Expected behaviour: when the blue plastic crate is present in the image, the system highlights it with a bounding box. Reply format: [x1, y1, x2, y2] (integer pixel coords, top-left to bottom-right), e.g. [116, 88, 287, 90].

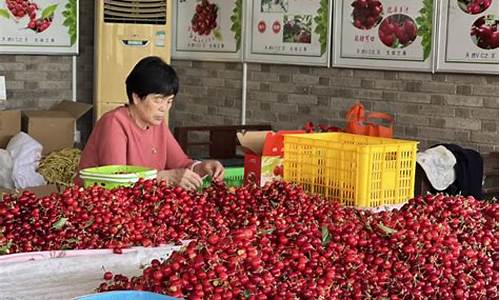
[74, 291, 181, 300]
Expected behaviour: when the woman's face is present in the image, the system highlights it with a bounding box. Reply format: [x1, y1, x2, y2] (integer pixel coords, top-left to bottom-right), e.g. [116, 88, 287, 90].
[132, 93, 174, 127]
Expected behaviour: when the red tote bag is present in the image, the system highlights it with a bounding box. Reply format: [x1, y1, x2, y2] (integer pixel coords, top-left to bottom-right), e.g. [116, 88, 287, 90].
[346, 104, 394, 138]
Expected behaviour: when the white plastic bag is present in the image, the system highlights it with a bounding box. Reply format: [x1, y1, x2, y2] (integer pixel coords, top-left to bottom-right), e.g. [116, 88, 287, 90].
[6, 132, 46, 189]
[0, 149, 14, 189]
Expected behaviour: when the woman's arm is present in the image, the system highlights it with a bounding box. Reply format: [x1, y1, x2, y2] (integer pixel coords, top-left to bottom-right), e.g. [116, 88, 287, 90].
[160, 128, 224, 188]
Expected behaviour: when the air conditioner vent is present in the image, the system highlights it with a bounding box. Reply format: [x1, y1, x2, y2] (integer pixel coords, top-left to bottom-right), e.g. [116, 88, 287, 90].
[104, 0, 166, 24]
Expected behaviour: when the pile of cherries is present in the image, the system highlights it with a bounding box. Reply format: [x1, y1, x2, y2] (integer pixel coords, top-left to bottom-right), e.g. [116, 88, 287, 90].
[1, 179, 498, 299]
[0, 180, 228, 254]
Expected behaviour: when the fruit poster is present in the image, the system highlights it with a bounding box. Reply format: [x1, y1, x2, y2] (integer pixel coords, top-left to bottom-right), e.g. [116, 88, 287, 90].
[0, 0, 78, 55]
[436, 0, 498, 74]
[333, 0, 435, 71]
[244, 0, 331, 66]
[172, 0, 243, 61]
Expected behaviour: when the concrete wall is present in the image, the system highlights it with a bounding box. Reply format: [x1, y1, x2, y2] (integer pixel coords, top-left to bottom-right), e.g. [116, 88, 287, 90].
[0, 2, 497, 153]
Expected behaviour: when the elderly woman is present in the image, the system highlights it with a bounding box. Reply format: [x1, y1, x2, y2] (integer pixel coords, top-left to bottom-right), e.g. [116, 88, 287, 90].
[79, 56, 224, 190]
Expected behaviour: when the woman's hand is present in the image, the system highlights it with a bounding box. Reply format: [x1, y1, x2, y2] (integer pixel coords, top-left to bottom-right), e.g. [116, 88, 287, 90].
[193, 160, 224, 181]
[157, 169, 203, 191]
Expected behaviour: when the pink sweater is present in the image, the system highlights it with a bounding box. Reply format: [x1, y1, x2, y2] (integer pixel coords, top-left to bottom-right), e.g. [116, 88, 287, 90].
[79, 106, 193, 172]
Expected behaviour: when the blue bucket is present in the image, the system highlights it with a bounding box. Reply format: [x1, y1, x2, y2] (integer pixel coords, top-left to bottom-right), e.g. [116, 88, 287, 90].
[74, 291, 181, 300]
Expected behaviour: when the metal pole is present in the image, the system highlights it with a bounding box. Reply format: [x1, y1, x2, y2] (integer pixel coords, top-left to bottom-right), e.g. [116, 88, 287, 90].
[72, 56, 77, 101]
[241, 62, 247, 125]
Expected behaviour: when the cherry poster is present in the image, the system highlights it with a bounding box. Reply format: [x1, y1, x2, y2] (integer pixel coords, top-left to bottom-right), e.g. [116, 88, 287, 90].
[0, 0, 78, 54]
[333, 0, 435, 71]
[244, 0, 331, 66]
[436, 0, 498, 74]
[172, 0, 243, 61]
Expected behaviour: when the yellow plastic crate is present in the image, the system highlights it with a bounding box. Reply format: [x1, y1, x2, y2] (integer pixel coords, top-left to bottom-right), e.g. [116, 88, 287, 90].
[283, 133, 418, 207]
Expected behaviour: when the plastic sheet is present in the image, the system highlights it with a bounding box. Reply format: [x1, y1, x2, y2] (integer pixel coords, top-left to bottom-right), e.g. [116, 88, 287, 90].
[0, 244, 184, 300]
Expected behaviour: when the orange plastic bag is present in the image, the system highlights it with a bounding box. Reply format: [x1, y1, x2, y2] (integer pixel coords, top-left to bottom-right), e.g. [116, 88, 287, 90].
[346, 103, 394, 138]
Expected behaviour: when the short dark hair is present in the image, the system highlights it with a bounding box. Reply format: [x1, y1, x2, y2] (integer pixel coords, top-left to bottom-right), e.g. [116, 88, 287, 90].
[125, 56, 179, 104]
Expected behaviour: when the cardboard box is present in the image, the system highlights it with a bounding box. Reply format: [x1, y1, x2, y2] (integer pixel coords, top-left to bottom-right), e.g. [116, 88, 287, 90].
[22, 100, 92, 154]
[237, 130, 304, 186]
[0, 184, 61, 197]
[0, 110, 21, 148]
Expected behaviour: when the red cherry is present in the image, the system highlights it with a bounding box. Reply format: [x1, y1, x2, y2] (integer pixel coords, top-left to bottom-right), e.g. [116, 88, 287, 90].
[103, 271, 113, 281]
[379, 32, 395, 47]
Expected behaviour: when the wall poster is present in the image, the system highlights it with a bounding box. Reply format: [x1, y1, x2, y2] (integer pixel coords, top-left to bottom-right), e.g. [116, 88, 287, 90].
[333, 0, 436, 71]
[436, 0, 498, 74]
[244, 0, 331, 66]
[172, 0, 243, 61]
[0, 0, 78, 55]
